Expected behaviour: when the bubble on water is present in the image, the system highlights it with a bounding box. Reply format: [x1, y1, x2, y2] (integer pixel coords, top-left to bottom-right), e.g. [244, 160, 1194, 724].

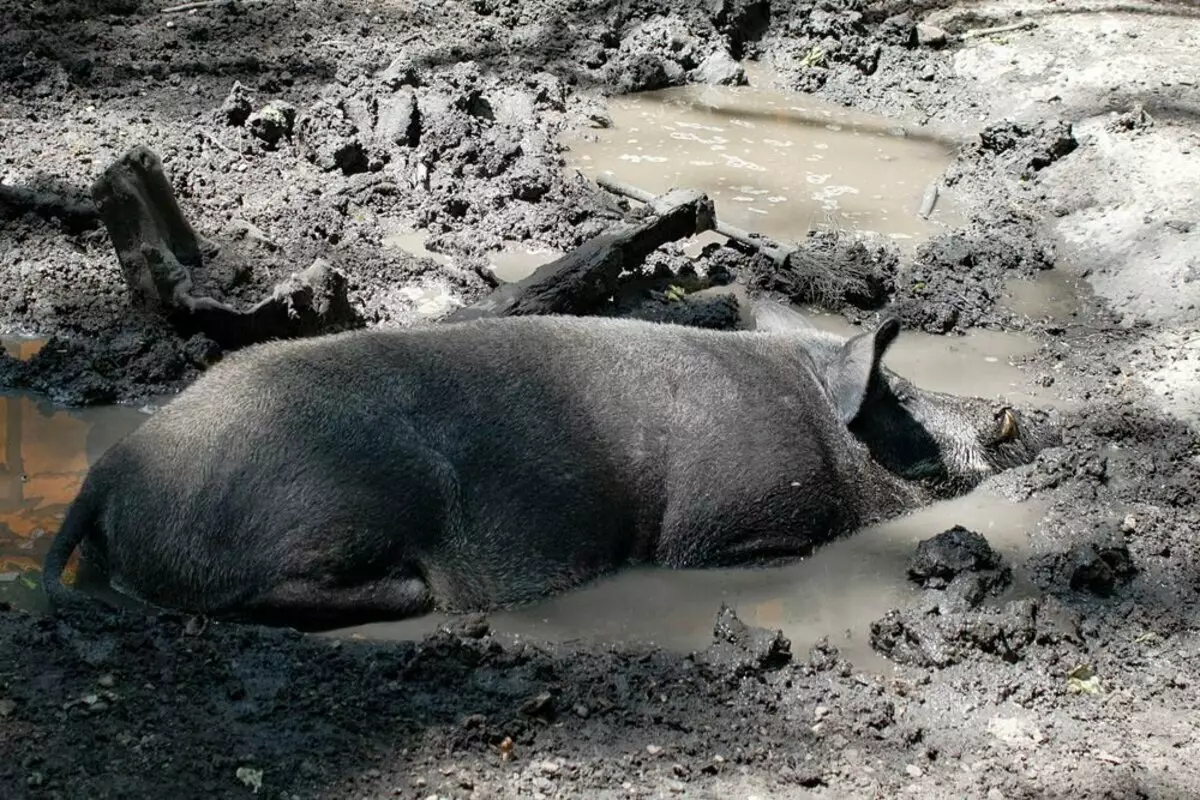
[768, 196, 787, 203]
[814, 142, 829, 150]
[762, 138, 794, 148]
[618, 154, 668, 164]
[721, 154, 766, 172]
[806, 173, 831, 185]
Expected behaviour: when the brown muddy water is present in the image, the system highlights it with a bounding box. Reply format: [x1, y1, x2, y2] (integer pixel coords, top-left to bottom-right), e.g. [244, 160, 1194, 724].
[566, 74, 965, 256]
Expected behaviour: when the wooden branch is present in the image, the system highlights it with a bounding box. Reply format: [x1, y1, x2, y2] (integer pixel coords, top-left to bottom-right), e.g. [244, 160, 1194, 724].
[596, 173, 793, 265]
[958, 20, 1038, 41]
[444, 187, 716, 322]
[91, 144, 359, 349]
[596, 173, 891, 312]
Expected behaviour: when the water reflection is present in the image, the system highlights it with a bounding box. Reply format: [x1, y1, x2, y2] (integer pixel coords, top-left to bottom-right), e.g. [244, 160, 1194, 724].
[1, 338, 152, 609]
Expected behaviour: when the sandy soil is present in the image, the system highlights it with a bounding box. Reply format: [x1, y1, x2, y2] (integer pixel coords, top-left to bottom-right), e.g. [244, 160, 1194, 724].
[2, 1, 1200, 798]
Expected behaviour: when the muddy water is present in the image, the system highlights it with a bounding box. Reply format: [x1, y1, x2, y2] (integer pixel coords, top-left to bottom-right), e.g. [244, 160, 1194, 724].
[336, 490, 1048, 672]
[0, 338, 153, 609]
[565, 76, 965, 255]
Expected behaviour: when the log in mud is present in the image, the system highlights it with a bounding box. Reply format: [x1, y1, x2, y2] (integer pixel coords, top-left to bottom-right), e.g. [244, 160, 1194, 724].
[91, 144, 359, 350]
[446, 187, 716, 321]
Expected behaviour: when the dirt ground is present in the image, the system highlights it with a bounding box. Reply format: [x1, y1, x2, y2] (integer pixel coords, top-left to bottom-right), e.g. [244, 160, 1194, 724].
[3, 0, 1200, 797]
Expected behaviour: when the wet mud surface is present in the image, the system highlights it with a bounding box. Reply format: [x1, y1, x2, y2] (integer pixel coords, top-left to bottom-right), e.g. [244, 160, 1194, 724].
[4, 0, 1200, 798]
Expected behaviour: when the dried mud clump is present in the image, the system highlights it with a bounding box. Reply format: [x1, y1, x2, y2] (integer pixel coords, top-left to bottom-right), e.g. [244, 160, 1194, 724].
[889, 207, 1057, 333]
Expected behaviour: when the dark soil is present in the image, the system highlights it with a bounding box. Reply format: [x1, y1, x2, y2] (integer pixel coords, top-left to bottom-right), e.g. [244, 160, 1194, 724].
[4, 1, 1200, 798]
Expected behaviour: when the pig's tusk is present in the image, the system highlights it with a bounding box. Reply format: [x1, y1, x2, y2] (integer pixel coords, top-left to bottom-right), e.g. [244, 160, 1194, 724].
[1000, 409, 1018, 441]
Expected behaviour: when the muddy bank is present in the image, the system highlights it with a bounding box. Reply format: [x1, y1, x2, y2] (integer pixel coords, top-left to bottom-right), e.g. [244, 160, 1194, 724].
[1, 0, 1083, 405]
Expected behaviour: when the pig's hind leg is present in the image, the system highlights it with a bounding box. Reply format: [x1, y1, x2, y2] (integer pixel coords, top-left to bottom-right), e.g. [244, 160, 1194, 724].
[229, 569, 433, 631]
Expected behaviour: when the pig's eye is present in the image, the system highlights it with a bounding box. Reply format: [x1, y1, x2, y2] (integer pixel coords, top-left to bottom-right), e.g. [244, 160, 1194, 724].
[995, 408, 1019, 442]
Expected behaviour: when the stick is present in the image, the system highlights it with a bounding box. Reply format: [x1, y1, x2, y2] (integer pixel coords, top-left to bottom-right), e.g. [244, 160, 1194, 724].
[958, 20, 1038, 40]
[917, 182, 939, 219]
[595, 173, 794, 265]
[162, 0, 228, 13]
[445, 188, 716, 322]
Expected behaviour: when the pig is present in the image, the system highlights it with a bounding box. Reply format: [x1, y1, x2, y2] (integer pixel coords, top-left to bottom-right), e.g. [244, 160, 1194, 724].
[42, 308, 1059, 630]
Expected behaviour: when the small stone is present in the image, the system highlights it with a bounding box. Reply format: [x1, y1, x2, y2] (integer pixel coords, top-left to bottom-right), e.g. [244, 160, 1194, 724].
[97, 674, 116, 688]
[814, 705, 830, 720]
[692, 49, 747, 87]
[987, 789, 1006, 800]
[573, 703, 590, 718]
[247, 100, 298, 149]
[1121, 515, 1138, 533]
[916, 23, 948, 48]
[218, 81, 253, 127]
[0, 699, 16, 717]
[905, 764, 924, 778]
[539, 761, 560, 776]
[646, 745, 663, 756]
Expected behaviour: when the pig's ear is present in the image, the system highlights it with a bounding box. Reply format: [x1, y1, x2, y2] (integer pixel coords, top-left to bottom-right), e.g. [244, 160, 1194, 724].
[823, 317, 901, 424]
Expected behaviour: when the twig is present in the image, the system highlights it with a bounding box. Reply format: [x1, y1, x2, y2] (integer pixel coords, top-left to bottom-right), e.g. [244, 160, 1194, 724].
[162, 0, 228, 12]
[594, 173, 795, 265]
[917, 182, 939, 219]
[958, 20, 1038, 40]
[195, 128, 242, 161]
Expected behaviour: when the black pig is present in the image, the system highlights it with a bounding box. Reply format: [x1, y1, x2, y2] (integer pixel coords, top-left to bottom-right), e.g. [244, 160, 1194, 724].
[43, 310, 1058, 629]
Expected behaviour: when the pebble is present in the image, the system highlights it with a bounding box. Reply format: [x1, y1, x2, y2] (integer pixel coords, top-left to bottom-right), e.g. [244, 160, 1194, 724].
[905, 764, 924, 778]
[539, 761, 560, 776]
[646, 745, 663, 756]
[814, 705, 830, 720]
[987, 789, 1006, 800]
[916, 23, 948, 48]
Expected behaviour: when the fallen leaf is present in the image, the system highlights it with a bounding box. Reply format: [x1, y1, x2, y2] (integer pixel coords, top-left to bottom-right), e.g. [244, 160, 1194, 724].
[236, 767, 264, 793]
[1067, 664, 1102, 694]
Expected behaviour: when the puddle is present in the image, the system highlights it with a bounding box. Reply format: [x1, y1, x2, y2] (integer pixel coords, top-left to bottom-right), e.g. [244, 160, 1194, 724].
[333, 488, 1049, 673]
[999, 269, 1088, 325]
[382, 221, 563, 285]
[565, 73, 965, 253]
[0, 387, 152, 611]
[796, 306, 1066, 409]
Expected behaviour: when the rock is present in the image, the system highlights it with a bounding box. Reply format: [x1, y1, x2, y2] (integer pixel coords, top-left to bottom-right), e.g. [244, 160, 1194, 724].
[248, 100, 297, 149]
[878, 13, 917, 47]
[1067, 536, 1136, 596]
[907, 526, 1003, 588]
[708, 0, 771, 58]
[701, 604, 792, 679]
[692, 49, 748, 86]
[916, 23, 948, 48]
[218, 81, 253, 127]
[1105, 103, 1153, 133]
[905, 764, 924, 778]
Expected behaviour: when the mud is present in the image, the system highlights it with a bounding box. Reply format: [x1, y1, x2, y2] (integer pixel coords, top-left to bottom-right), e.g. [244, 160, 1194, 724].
[3, 0, 1200, 798]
